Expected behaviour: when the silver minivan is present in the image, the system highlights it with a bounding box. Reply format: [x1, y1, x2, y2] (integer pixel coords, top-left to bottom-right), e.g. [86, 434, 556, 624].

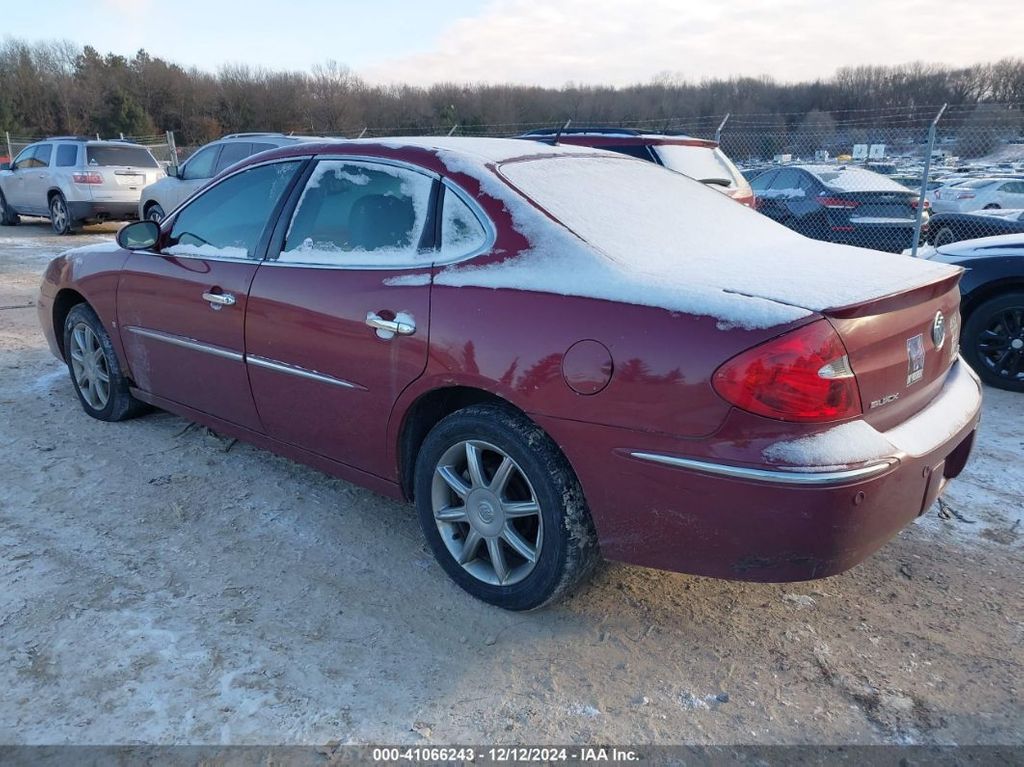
[0, 137, 164, 234]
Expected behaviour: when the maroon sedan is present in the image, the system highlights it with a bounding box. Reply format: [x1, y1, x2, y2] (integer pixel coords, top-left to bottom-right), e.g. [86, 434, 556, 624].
[38, 138, 982, 610]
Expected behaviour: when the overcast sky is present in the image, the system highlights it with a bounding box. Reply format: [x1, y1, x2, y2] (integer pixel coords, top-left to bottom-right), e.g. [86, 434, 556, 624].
[6, 0, 1021, 86]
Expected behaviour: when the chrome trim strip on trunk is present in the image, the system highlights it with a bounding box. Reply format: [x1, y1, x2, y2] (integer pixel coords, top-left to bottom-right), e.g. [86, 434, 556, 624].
[246, 355, 366, 391]
[124, 326, 243, 361]
[627, 451, 895, 486]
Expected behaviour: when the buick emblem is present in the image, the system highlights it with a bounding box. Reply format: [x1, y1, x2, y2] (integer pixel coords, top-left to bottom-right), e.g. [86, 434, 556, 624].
[931, 311, 946, 349]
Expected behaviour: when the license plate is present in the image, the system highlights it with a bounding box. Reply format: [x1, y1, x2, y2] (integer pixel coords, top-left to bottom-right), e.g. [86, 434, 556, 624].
[906, 333, 925, 386]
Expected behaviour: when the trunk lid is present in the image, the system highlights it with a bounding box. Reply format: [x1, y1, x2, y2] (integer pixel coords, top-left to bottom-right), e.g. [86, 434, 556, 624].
[839, 190, 917, 223]
[824, 273, 962, 431]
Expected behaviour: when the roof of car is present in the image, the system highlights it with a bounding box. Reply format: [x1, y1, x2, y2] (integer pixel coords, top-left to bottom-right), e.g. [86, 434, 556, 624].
[519, 128, 717, 149]
[362, 136, 618, 163]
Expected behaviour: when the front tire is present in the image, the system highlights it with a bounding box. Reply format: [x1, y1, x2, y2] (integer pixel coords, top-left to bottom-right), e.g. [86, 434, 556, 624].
[414, 404, 599, 610]
[145, 202, 165, 224]
[63, 303, 149, 420]
[962, 292, 1024, 392]
[50, 192, 75, 235]
[0, 189, 19, 225]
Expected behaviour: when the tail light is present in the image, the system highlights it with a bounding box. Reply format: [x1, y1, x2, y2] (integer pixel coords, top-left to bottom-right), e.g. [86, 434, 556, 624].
[72, 172, 103, 184]
[818, 195, 859, 209]
[712, 320, 862, 422]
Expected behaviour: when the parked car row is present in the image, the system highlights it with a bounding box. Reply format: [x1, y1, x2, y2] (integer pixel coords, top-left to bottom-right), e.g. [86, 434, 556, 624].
[37, 136, 985, 608]
[0, 133, 327, 234]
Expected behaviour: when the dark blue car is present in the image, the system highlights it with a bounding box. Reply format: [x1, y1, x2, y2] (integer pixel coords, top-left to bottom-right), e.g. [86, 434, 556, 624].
[750, 165, 923, 253]
[927, 234, 1024, 391]
[928, 209, 1024, 246]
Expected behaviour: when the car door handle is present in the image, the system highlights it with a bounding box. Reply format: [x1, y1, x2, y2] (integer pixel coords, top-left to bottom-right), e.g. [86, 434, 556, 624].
[365, 311, 415, 337]
[202, 291, 236, 308]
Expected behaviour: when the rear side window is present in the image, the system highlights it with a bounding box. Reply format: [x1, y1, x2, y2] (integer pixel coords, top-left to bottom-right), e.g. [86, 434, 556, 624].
[279, 160, 434, 266]
[750, 171, 777, 192]
[56, 145, 78, 167]
[214, 142, 253, 174]
[86, 145, 159, 168]
[250, 142, 276, 154]
[167, 161, 302, 260]
[440, 187, 488, 257]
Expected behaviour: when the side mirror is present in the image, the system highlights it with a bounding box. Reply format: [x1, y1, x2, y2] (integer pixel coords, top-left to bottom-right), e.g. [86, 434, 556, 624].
[117, 220, 161, 251]
[166, 164, 180, 179]
[0, 162, 10, 171]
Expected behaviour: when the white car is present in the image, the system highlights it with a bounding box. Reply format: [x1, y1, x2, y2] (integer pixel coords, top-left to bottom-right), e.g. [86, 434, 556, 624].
[138, 133, 329, 223]
[931, 177, 1024, 214]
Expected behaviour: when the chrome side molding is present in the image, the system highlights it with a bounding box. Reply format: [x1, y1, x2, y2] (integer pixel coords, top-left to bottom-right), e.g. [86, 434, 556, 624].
[627, 451, 895, 486]
[247, 355, 366, 391]
[124, 326, 243, 362]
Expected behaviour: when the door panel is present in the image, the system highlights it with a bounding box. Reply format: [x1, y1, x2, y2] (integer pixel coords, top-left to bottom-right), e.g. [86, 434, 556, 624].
[117, 255, 264, 429]
[116, 158, 306, 431]
[245, 267, 431, 477]
[243, 157, 438, 478]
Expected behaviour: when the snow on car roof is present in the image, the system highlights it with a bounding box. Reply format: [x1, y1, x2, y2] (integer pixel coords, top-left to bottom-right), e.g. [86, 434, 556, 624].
[389, 150, 959, 331]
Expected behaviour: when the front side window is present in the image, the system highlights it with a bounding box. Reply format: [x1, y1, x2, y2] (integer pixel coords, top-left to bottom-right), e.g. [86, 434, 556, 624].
[167, 161, 302, 260]
[182, 145, 220, 180]
[33, 144, 53, 167]
[440, 187, 488, 257]
[13, 147, 35, 168]
[56, 145, 78, 167]
[279, 160, 434, 266]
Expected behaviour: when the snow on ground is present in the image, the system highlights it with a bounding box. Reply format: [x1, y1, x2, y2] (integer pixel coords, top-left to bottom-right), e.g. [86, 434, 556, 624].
[0, 221, 1021, 746]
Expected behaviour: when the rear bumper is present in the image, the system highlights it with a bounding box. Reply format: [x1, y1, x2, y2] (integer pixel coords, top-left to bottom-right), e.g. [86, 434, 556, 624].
[67, 200, 139, 223]
[537, 360, 982, 582]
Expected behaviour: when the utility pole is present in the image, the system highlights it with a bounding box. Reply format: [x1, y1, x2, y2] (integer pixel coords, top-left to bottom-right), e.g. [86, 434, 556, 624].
[911, 103, 947, 258]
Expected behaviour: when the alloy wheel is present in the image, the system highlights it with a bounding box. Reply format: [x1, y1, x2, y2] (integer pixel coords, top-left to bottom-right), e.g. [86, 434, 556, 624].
[977, 306, 1024, 383]
[431, 439, 543, 586]
[69, 322, 111, 410]
[51, 197, 69, 233]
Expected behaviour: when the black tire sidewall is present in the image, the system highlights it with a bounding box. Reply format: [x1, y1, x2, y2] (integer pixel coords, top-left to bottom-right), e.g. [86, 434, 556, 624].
[63, 304, 139, 420]
[0, 189, 17, 225]
[414, 405, 595, 610]
[962, 292, 1024, 392]
[934, 227, 955, 246]
[147, 203, 164, 223]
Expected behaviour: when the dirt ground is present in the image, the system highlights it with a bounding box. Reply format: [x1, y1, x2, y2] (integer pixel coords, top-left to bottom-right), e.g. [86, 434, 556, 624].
[0, 221, 1021, 747]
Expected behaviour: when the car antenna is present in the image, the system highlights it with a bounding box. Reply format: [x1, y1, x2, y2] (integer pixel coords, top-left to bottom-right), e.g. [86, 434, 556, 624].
[553, 118, 572, 145]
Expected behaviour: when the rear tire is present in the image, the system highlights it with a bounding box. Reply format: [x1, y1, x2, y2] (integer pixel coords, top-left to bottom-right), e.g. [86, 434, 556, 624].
[50, 192, 75, 235]
[0, 189, 19, 225]
[63, 303, 150, 420]
[414, 404, 599, 610]
[962, 292, 1024, 392]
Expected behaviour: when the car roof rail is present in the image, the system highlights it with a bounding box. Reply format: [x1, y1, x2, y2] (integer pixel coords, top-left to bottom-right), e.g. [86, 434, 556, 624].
[520, 126, 646, 138]
[220, 132, 287, 139]
[44, 135, 94, 142]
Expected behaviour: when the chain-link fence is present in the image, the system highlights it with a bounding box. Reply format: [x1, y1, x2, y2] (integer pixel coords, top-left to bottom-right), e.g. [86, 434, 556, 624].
[647, 104, 1024, 256]
[3, 131, 178, 168]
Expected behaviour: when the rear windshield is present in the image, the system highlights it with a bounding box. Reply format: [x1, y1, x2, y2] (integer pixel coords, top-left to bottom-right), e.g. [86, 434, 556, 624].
[85, 145, 159, 168]
[654, 144, 744, 188]
[809, 167, 911, 193]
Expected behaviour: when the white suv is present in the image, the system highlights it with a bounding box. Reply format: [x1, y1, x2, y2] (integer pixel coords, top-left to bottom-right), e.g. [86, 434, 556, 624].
[138, 133, 327, 223]
[0, 137, 164, 234]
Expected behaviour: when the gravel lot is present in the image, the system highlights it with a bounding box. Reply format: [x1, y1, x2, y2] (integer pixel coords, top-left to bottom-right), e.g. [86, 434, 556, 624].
[1, 221, 1022, 746]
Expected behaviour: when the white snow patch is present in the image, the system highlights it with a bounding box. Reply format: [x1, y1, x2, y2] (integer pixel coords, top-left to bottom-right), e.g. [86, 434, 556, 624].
[763, 420, 894, 466]
[165, 243, 249, 260]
